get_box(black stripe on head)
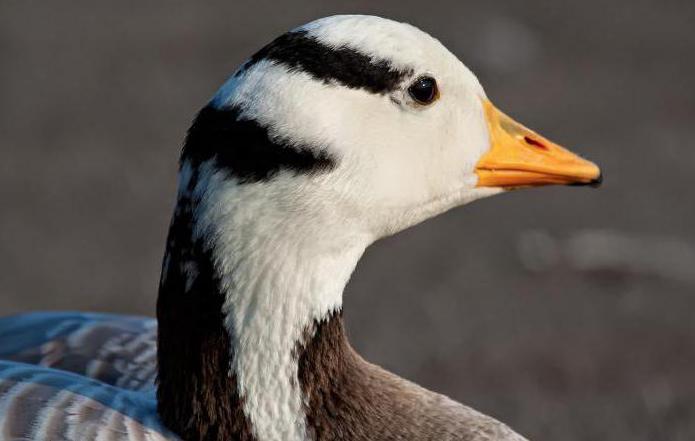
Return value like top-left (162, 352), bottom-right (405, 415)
top-left (182, 106), bottom-right (335, 183)
top-left (238, 30), bottom-right (413, 94)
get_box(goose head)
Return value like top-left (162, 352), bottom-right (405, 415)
top-left (158, 14), bottom-right (601, 441)
top-left (189, 14), bottom-right (600, 242)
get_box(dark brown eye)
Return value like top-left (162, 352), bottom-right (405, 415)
top-left (408, 76), bottom-right (438, 105)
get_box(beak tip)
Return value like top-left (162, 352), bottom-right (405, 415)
top-left (567, 171), bottom-right (603, 188)
top-left (589, 172), bottom-right (603, 188)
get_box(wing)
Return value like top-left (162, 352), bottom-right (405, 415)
top-left (0, 312), bottom-right (157, 391)
top-left (0, 360), bottom-right (178, 440)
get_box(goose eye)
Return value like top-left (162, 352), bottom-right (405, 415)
top-left (408, 76), bottom-right (438, 105)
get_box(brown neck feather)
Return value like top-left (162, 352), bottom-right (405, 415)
top-left (298, 311), bottom-right (455, 441)
top-left (298, 311), bottom-right (376, 441)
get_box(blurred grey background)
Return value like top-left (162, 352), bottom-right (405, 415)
top-left (1, 1), bottom-right (693, 440)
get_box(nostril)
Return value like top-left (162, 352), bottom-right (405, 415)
top-left (524, 136), bottom-right (548, 151)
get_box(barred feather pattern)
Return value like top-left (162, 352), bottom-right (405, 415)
top-left (0, 313), bottom-right (177, 440)
top-left (0, 312), bottom-right (157, 392)
top-left (0, 360), bottom-right (178, 440)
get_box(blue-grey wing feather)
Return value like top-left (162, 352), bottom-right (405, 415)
top-left (0, 312), bottom-right (157, 392)
top-left (0, 360), bottom-right (178, 440)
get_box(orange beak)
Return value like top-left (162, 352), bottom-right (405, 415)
top-left (475, 100), bottom-right (602, 188)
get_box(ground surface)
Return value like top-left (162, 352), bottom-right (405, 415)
top-left (1, 1), bottom-right (694, 440)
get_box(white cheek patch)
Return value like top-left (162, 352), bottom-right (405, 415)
top-left (452, 97), bottom-right (492, 176)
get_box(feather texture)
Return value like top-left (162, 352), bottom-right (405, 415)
top-left (0, 313), bottom-right (157, 392)
top-left (0, 360), bottom-right (177, 440)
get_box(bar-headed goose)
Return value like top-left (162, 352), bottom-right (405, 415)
top-left (0, 14), bottom-right (600, 441)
